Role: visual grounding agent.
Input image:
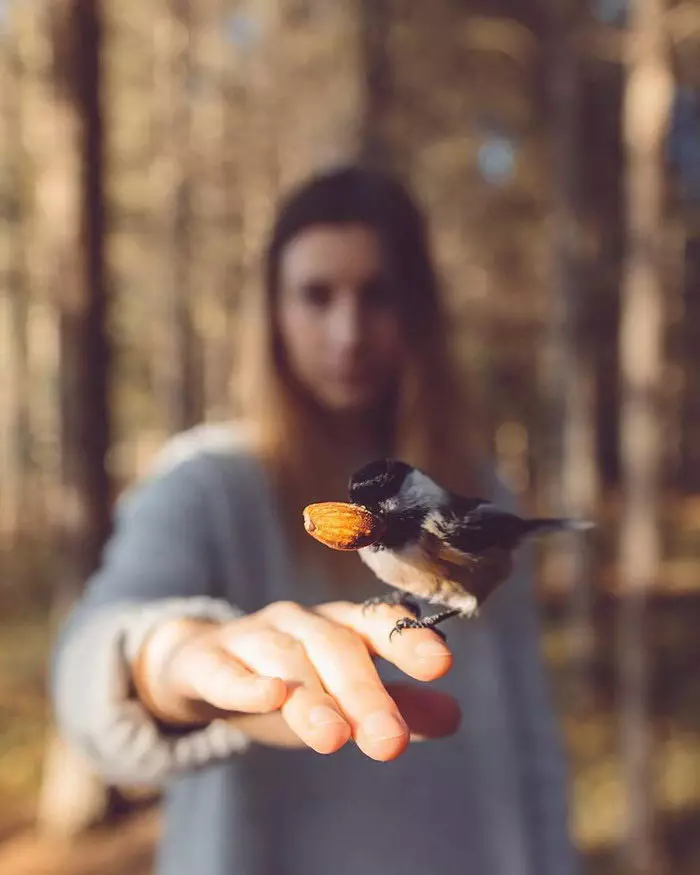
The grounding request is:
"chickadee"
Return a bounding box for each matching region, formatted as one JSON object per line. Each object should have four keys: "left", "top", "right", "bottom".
{"left": 343, "top": 459, "right": 593, "bottom": 641}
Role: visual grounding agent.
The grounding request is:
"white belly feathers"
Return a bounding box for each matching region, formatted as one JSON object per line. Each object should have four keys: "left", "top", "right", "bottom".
{"left": 358, "top": 544, "right": 478, "bottom": 615}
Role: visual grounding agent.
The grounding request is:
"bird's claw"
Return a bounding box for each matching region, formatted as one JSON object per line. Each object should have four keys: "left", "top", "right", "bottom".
{"left": 361, "top": 593, "right": 421, "bottom": 618}
{"left": 389, "top": 616, "right": 447, "bottom": 643}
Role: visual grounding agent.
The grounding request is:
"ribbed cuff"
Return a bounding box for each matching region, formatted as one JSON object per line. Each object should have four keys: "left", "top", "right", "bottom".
{"left": 63, "top": 597, "right": 253, "bottom": 786}
{"left": 121, "top": 596, "right": 243, "bottom": 664}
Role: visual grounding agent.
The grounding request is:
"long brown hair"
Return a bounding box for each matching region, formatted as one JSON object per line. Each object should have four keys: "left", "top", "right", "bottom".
{"left": 236, "top": 166, "right": 481, "bottom": 579}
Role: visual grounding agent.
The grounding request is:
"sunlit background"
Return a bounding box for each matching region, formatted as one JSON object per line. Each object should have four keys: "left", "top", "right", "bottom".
{"left": 0, "top": 1, "right": 699, "bottom": 874}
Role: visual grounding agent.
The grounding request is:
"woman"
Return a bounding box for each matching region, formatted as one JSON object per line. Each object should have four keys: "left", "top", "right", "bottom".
{"left": 52, "top": 166, "right": 579, "bottom": 875}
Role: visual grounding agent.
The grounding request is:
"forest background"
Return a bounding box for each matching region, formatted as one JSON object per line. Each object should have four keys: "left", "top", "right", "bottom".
{"left": 0, "top": 1, "right": 699, "bottom": 874}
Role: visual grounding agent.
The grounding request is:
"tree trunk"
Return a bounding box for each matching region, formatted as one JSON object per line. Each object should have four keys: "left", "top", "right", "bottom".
{"left": 356, "top": 0, "right": 392, "bottom": 169}
{"left": 617, "top": 0, "right": 673, "bottom": 871}
{"left": 679, "top": 234, "right": 700, "bottom": 491}
{"left": 236, "top": 0, "right": 282, "bottom": 328}
{"left": 544, "top": 2, "right": 599, "bottom": 706}
{"left": 189, "top": 0, "right": 242, "bottom": 420}
{"left": 152, "top": 0, "right": 203, "bottom": 435}
{"left": 36, "top": 0, "right": 114, "bottom": 836}
{"left": 0, "top": 37, "right": 33, "bottom": 545}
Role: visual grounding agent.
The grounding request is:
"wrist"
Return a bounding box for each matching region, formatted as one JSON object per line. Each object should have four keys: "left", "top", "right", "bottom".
{"left": 131, "top": 617, "right": 221, "bottom": 727}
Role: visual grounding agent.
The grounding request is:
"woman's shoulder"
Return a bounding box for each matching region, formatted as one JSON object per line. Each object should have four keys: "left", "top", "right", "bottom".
{"left": 115, "top": 420, "right": 266, "bottom": 516}
{"left": 147, "top": 420, "right": 260, "bottom": 479}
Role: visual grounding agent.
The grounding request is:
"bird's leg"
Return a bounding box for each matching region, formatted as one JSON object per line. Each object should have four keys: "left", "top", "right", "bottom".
{"left": 361, "top": 591, "right": 422, "bottom": 618}
{"left": 388, "top": 608, "right": 463, "bottom": 643}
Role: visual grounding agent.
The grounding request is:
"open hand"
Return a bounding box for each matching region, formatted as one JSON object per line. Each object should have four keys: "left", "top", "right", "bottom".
{"left": 133, "top": 599, "right": 460, "bottom": 762}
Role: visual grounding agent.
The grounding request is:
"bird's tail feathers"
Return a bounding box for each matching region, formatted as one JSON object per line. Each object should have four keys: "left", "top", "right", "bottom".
{"left": 523, "top": 517, "right": 595, "bottom": 537}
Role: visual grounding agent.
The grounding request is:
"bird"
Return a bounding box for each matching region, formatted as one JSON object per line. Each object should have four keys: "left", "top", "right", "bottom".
{"left": 304, "top": 459, "right": 593, "bottom": 641}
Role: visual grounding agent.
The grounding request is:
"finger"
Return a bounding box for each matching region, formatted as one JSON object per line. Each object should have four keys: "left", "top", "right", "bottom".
{"left": 384, "top": 682, "right": 462, "bottom": 741}
{"left": 315, "top": 600, "right": 453, "bottom": 683}
{"left": 227, "top": 710, "right": 308, "bottom": 749}
{"left": 172, "top": 642, "right": 287, "bottom": 714}
{"left": 264, "top": 602, "right": 410, "bottom": 762}
{"left": 222, "top": 627, "right": 351, "bottom": 755}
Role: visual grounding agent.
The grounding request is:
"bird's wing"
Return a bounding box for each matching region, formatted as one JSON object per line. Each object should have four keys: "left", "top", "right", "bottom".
{"left": 438, "top": 498, "right": 529, "bottom": 553}
{"left": 418, "top": 528, "right": 514, "bottom": 605}
{"left": 419, "top": 526, "right": 481, "bottom": 570}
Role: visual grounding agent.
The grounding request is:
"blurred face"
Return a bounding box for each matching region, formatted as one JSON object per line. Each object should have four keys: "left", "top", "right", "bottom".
{"left": 277, "top": 223, "right": 404, "bottom": 415}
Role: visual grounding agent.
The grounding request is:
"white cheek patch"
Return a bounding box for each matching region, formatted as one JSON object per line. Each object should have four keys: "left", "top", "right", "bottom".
{"left": 400, "top": 469, "right": 447, "bottom": 507}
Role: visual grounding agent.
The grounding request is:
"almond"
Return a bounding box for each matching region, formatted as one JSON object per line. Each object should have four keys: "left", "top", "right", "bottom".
{"left": 303, "top": 502, "right": 385, "bottom": 551}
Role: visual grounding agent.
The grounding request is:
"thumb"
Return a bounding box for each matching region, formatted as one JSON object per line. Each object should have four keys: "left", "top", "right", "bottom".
{"left": 173, "top": 644, "right": 288, "bottom": 714}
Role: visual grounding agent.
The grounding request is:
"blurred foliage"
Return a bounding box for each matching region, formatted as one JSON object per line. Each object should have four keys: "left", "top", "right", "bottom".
{"left": 0, "top": 0, "right": 699, "bottom": 873}
{"left": 0, "top": 615, "right": 50, "bottom": 810}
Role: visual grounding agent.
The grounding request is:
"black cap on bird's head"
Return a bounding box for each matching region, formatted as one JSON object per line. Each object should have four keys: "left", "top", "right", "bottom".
{"left": 349, "top": 459, "right": 412, "bottom": 512}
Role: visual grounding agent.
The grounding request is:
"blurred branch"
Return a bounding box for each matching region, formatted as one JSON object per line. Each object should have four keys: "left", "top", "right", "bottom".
{"left": 459, "top": 15, "right": 537, "bottom": 65}
{"left": 584, "top": 4, "right": 700, "bottom": 67}
{"left": 666, "top": 2, "right": 700, "bottom": 45}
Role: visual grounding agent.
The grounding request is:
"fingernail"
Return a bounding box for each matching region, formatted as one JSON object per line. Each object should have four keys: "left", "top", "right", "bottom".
{"left": 413, "top": 639, "right": 450, "bottom": 658}
{"left": 363, "top": 710, "right": 406, "bottom": 740}
{"left": 309, "top": 705, "right": 347, "bottom": 727}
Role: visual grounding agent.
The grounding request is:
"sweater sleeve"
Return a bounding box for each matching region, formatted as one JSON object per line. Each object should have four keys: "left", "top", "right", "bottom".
{"left": 50, "top": 456, "right": 252, "bottom": 788}
{"left": 484, "top": 478, "right": 582, "bottom": 875}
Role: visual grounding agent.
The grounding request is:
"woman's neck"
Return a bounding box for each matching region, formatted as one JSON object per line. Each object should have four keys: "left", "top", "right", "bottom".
{"left": 322, "top": 409, "right": 390, "bottom": 470}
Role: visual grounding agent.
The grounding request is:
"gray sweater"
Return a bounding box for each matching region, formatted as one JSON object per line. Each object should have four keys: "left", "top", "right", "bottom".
{"left": 52, "top": 423, "right": 580, "bottom": 875}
